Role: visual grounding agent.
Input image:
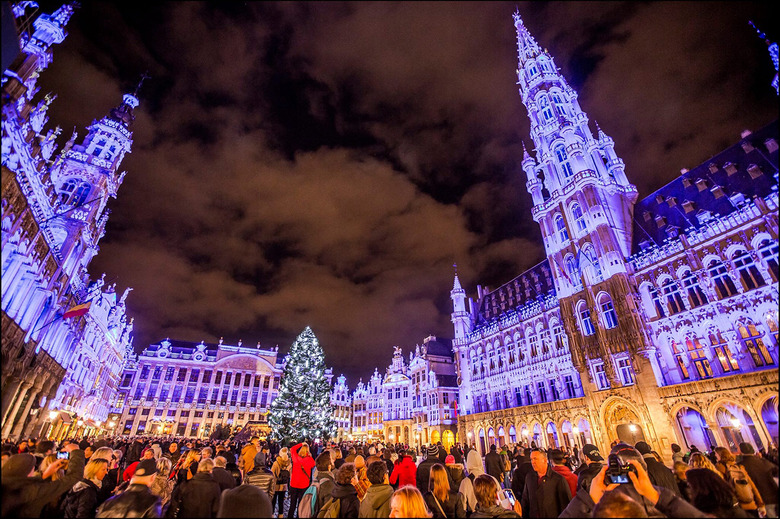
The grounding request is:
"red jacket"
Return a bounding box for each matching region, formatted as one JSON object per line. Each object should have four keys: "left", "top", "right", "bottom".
{"left": 552, "top": 464, "right": 577, "bottom": 498}
{"left": 389, "top": 455, "right": 417, "bottom": 488}
{"left": 290, "top": 443, "right": 316, "bottom": 489}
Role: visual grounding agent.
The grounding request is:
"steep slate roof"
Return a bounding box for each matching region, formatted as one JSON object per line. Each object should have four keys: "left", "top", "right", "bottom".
{"left": 477, "top": 259, "right": 556, "bottom": 323}
{"left": 424, "top": 336, "right": 454, "bottom": 357}
{"left": 631, "top": 120, "right": 778, "bottom": 254}
{"left": 435, "top": 374, "right": 459, "bottom": 388}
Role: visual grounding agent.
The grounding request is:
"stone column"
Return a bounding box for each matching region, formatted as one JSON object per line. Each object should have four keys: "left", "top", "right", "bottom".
{"left": 2, "top": 382, "right": 32, "bottom": 438}
{"left": 1, "top": 376, "right": 23, "bottom": 421}
{"left": 11, "top": 386, "right": 41, "bottom": 439}
{"left": 23, "top": 388, "right": 54, "bottom": 439}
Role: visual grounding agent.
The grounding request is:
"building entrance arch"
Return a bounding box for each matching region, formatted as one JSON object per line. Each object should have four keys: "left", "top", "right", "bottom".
{"left": 760, "top": 396, "right": 778, "bottom": 448}
{"left": 675, "top": 406, "right": 717, "bottom": 449}
{"left": 442, "top": 430, "right": 455, "bottom": 451}
{"left": 431, "top": 429, "right": 441, "bottom": 445}
{"left": 604, "top": 399, "right": 646, "bottom": 445}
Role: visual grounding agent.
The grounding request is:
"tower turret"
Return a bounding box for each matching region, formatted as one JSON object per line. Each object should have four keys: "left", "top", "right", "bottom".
{"left": 450, "top": 265, "right": 470, "bottom": 341}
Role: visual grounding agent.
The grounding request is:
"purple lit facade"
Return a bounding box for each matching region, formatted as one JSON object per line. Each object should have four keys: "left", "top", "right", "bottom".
{"left": 2, "top": 3, "right": 136, "bottom": 440}
{"left": 452, "top": 11, "right": 778, "bottom": 458}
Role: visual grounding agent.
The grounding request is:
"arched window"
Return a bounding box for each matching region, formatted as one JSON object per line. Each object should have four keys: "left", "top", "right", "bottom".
{"left": 555, "top": 144, "right": 574, "bottom": 178}
{"left": 528, "top": 64, "right": 539, "bottom": 77}
{"left": 709, "top": 330, "right": 739, "bottom": 373}
{"left": 552, "top": 321, "right": 566, "bottom": 349}
{"left": 556, "top": 214, "right": 569, "bottom": 243}
{"left": 599, "top": 294, "right": 618, "bottom": 329}
{"left": 686, "top": 337, "right": 712, "bottom": 379}
{"left": 681, "top": 269, "right": 708, "bottom": 308}
{"left": 708, "top": 259, "right": 738, "bottom": 299}
{"left": 529, "top": 334, "right": 539, "bottom": 357}
{"left": 649, "top": 286, "right": 665, "bottom": 318}
{"left": 540, "top": 95, "right": 553, "bottom": 121}
{"left": 738, "top": 323, "right": 774, "bottom": 367}
{"left": 59, "top": 178, "right": 91, "bottom": 206}
{"left": 766, "top": 314, "right": 778, "bottom": 346}
{"left": 731, "top": 250, "right": 766, "bottom": 291}
{"left": 572, "top": 204, "right": 587, "bottom": 233}
{"left": 565, "top": 255, "right": 581, "bottom": 288}
{"left": 662, "top": 279, "right": 685, "bottom": 314}
{"left": 578, "top": 302, "right": 596, "bottom": 336}
{"left": 758, "top": 239, "right": 778, "bottom": 282}
{"left": 551, "top": 91, "right": 565, "bottom": 115}
{"left": 671, "top": 340, "right": 690, "bottom": 380}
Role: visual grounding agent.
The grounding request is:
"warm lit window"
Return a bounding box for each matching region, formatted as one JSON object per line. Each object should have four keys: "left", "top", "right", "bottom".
{"left": 709, "top": 331, "right": 739, "bottom": 373}
{"left": 686, "top": 338, "right": 712, "bottom": 379}
{"left": 672, "top": 340, "right": 690, "bottom": 380}
{"left": 738, "top": 324, "right": 774, "bottom": 367}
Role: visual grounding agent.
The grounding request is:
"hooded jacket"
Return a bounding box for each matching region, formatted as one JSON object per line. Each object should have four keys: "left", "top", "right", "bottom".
{"left": 62, "top": 479, "right": 100, "bottom": 519}
{"left": 330, "top": 482, "right": 360, "bottom": 518}
{"left": 389, "top": 455, "right": 416, "bottom": 488}
{"left": 358, "top": 483, "right": 393, "bottom": 518}
{"left": 271, "top": 454, "right": 291, "bottom": 492}
{"left": 166, "top": 472, "right": 221, "bottom": 518}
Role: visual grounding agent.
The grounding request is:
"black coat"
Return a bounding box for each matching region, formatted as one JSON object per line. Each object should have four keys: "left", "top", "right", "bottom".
{"left": 62, "top": 479, "right": 99, "bottom": 519}
{"left": 643, "top": 456, "right": 681, "bottom": 496}
{"left": 210, "top": 466, "right": 236, "bottom": 493}
{"left": 416, "top": 456, "right": 440, "bottom": 495}
{"left": 424, "top": 490, "right": 466, "bottom": 518}
{"left": 740, "top": 454, "right": 779, "bottom": 505}
{"left": 96, "top": 484, "right": 162, "bottom": 519}
{"left": 166, "top": 472, "right": 221, "bottom": 518}
{"left": 575, "top": 461, "right": 603, "bottom": 492}
{"left": 511, "top": 460, "right": 532, "bottom": 499}
{"left": 519, "top": 467, "right": 571, "bottom": 519}
{"left": 329, "top": 482, "right": 359, "bottom": 518}
{"left": 559, "top": 484, "right": 708, "bottom": 518}
{"left": 485, "top": 451, "right": 505, "bottom": 482}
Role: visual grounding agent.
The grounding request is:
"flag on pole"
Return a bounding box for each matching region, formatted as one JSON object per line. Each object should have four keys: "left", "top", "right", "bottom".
{"left": 63, "top": 301, "right": 91, "bottom": 319}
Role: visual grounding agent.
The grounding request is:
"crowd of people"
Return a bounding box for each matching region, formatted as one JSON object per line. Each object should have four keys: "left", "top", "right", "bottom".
{"left": 1, "top": 433, "right": 778, "bottom": 518}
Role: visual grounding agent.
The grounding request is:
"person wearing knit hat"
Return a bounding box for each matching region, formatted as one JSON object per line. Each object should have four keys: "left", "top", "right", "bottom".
{"left": 445, "top": 455, "right": 456, "bottom": 465}
{"left": 217, "top": 484, "right": 272, "bottom": 518}
{"left": 353, "top": 455, "right": 370, "bottom": 500}
{"left": 415, "top": 445, "right": 442, "bottom": 497}
{"left": 1, "top": 445, "right": 85, "bottom": 518}
{"left": 634, "top": 441, "right": 681, "bottom": 497}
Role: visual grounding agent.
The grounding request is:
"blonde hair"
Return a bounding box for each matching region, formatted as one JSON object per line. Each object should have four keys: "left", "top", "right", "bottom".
{"left": 714, "top": 447, "right": 735, "bottom": 464}
{"left": 391, "top": 486, "right": 432, "bottom": 518}
{"left": 92, "top": 447, "right": 114, "bottom": 463}
{"left": 299, "top": 443, "right": 310, "bottom": 458}
{"left": 197, "top": 458, "right": 215, "bottom": 473}
{"left": 429, "top": 464, "right": 450, "bottom": 503}
{"left": 40, "top": 454, "right": 63, "bottom": 481}
{"left": 156, "top": 457, "right": 172, "bottom": 477}
{"left": 84, "top": 458, "right": 108, "bottom": 480}
{"left": 688, "top": 452, "right": 722, "bottom": 477}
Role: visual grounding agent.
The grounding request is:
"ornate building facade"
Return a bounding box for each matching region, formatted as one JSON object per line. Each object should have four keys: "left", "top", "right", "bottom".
{"left": 453, "top": 11, "right": 778, "bottom": 459}
{"left": 111, "top": 338, "right": 283, "bottom": 438}
{"left": 2, "top": 3, "right": 136, "bottom": 440}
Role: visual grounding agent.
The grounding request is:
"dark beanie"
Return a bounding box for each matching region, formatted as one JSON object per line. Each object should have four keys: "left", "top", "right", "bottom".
{"left": 217, "top": 484, "right": 272, "bottom": 518}
{"left": 634, "top": 441, "right": 652, "bottom": 455}
{"left": 2, "top": 453, "right": 36, "bottom": 478}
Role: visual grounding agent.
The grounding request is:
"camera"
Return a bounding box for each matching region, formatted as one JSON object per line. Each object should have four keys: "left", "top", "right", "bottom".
{"left": 605, "top": 453, "right": 636, "bottom": 484}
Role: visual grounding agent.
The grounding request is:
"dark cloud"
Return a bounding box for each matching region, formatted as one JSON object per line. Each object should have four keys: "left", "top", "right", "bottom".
{"left": 35, "top": 1, "right": 777, "bottom": 383}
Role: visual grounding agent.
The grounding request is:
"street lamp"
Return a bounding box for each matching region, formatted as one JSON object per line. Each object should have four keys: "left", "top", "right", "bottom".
{"left": 572, "top": 425, "right": 579, "bottom": 448}
{"left": 628, "top": 423, "right": 638, "bottom": 444}
{"left": 49, "top": 410, "right": 59, "bottom": 421}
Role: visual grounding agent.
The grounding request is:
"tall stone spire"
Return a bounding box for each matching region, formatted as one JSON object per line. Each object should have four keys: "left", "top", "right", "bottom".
{"left": 750, "top": 21, "right": 778, "bottom": 94}
{"left": 450, "top": 264, "right": 470, "bottom": 341}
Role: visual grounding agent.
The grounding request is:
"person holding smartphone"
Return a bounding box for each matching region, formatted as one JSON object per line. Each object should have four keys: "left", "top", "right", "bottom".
{"left": 470, "top": 474, "right": 522, "bottom": 518}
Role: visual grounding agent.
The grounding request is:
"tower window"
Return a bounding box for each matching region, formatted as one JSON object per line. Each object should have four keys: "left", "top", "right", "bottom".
{"left": 555, "top": 214, "right": 569, "bottom": 243}
{"left": 617, "top": 358, "right": 634, "bottom": 385}
{"left": 662, "top": 279, "right": 685, "bottom": 315}
{"left": 758, "top": 240, "right": 779, "bottom": 282}
{"left": 601, "top": 299, "right": 618, "bottom": 329}
{"left": 738, "top": 323, "right": 774, "bottom": 367}
{"left": 593, "top": 362, "right": 610, "bottom": 390}
{"left": 686, "top": 338, "right": 712, "bottom": 379}
{"left": 555, "top": 144, "right": 574, "bottom": 178}
{"left": 572, "top": 204, "right": 587, "bottom": 233}
{"left": 540, "top": 96, "right": 553, "bottom": 121}
{"left": 580, "top": 306, "right": 596, "bottom": 336}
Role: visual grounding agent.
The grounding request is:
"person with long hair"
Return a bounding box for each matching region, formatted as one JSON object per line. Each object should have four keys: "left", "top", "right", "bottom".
{"left": 423, "top": 463, "right": 466, "bottom": 518}
{"left": 389, "top": 485, "right": 432, "bottom": 518}
{"left": 686, "top": 468, "right": 751, "bottom": 517}
{"left": 61, "top": 458, "right": 109, "bottom": 519}
{"left": 176, "top": 449, "right": 201, "bottom": 485}
{"left": 714, "top": 447, "right": 765, "bottom": 517}
{"left": 150, "top": 457, "right": 174, "bottom": 512}
{"left": 288, "top": 442, "right": 315, "bottom": 519}
{"left": 688, "top": 451, "right": 723, "bottom": 476}
{"left": 471, "top": 474, "right": 521, "bottom": 518}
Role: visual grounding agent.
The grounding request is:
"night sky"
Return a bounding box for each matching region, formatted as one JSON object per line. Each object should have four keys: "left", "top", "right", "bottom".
{"left": 33, "top": 2, "right": 777, "bottom": 384}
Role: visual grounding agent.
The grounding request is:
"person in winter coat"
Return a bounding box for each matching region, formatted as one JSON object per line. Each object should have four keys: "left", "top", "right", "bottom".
{"left": 519, "top": 450, "right": 571, "bottom": 518}
{"left": 163, "top": 443, "right": 181, "bottom": 465}
{"left": 216, "top": 483, "right": 273, "bottom": 518}
{"left": 150, "top": 457, "right": 174, "bottom": 512}
{"left": 324, "top": 463, "right": 360, "bottom": 518}
{"left": 96, "top": 459, "right": 163, "bottom": 519}
{"left": 416, "top": 446, "right": 442, "bottom": 496}
{"left": 210, "top": 456, "right": 236, "bottom": 493}
{"left": 559, "top": 446, "right": 706, "bottom": 518}
{"left": 353, "top": 455, "right": 371, "bottom": 500}
{"left": 484, "top": 445, "right": 505, "bottom": 485}
{"left": 673, "top": 461, "right": 693, "bottom": 502}
{"left": 461, "top": 449, "right": 486, "bottom": 514}
{"left": 549, "top": 449, "right": 577, "bottom": 498}
{"left": 634, "top": 441, "right": 681, "bottom": 497}
{"left": 738, "top": 442, "right": 778, "bottom": 517}
{"left": 573, "top": 444, "right": 603, "bottom": 493}
{"left": 270, "top": 447, "right": 291, "bottom": 517}
{"left": 1, "top": 445, "right": 85, "bottom": 519}
{"left": 359, "top": 461, "right": 394, "bottom": 518}
{"left": 243, "top": 451, "right": 276, "bottom": 500}
{"left": 510, "top": 448, "right": 532, "bottom": 505}
{"left": 166, "top": 458, "right": 221, "bottom": 519}
{"left": 716, "top": 447, "right": 766, "bottom": 516}
{"left": 389, "top": 449, "right": 417, "bottom": 489}
{"left": 686, "top": 468, "right": 751, "bottom": 518}
{"left": 383, "top": 448, "right": 395, "bottom": 477}
{"left": 239, "top": 437, "right": 260, "bottom": 475}
{"left": 288, "top": 442, "right": 315, "bottom": 519}
{"left": 313, "top": 452, "right": 337, "bottom": 516}
{"left": 62, "top": 458, "right": 109, "bottom": 519}
{"left": 444, "top": 455, "right": 466, "bottom": 490}
{"left": 470, "top": 474, "right": 521, "bottom": 518}
{"left": 423, "top": 463, "right": 466, "bottom": 518}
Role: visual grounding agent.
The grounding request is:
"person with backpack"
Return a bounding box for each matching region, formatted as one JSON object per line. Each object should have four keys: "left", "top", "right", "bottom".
{"left": 715, "top": 447, "right": 766, "bottom": 517}
{"left": 271, "top": 447, "right": 291, "bottom": 518}
{"left": 298, "top": 452, "right": 336, "bottom": 519}
{"left": 359, "top": 461, "right": 393, "bottom": 518}
{"left": 289, "top": 442, "right": 316, "bottom": 519}
{"left": 316, "top": 463, "right": 359, "bottom": 518}
{"left": 686, "top": 468, "right": 751, "bottom": 517}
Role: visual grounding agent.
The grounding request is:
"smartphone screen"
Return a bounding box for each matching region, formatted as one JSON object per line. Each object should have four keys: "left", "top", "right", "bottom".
{"left": 503, "top": 489, "right": 516, "bottom": 505}
{"left": 57, "top": 451, "right": 69, "bottom": 460}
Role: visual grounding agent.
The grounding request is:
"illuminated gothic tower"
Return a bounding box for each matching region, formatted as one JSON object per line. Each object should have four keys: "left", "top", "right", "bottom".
{"left": 513, "top": 11, "right": 673, "bottom": 440}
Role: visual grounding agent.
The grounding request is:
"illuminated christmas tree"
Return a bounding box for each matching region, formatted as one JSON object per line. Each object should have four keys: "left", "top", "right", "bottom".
{"left": 269, "top": 326, "right": 337, "bottom": 442}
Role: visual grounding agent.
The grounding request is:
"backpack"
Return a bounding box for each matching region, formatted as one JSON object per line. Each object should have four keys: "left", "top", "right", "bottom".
{"left": 278, "top": 467, "right": 291, "bottom": 485}
{"left": 726, "top": 464, "right": 755, "bottom": 504}
{"left": 503, "top": 454, "right": 511, "bottom": 472}
{"left": 297, "top": 480, "right": 321, "bottom": 518}
{"left": 316, "top": 497, "right": 341, "bottom": 518}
